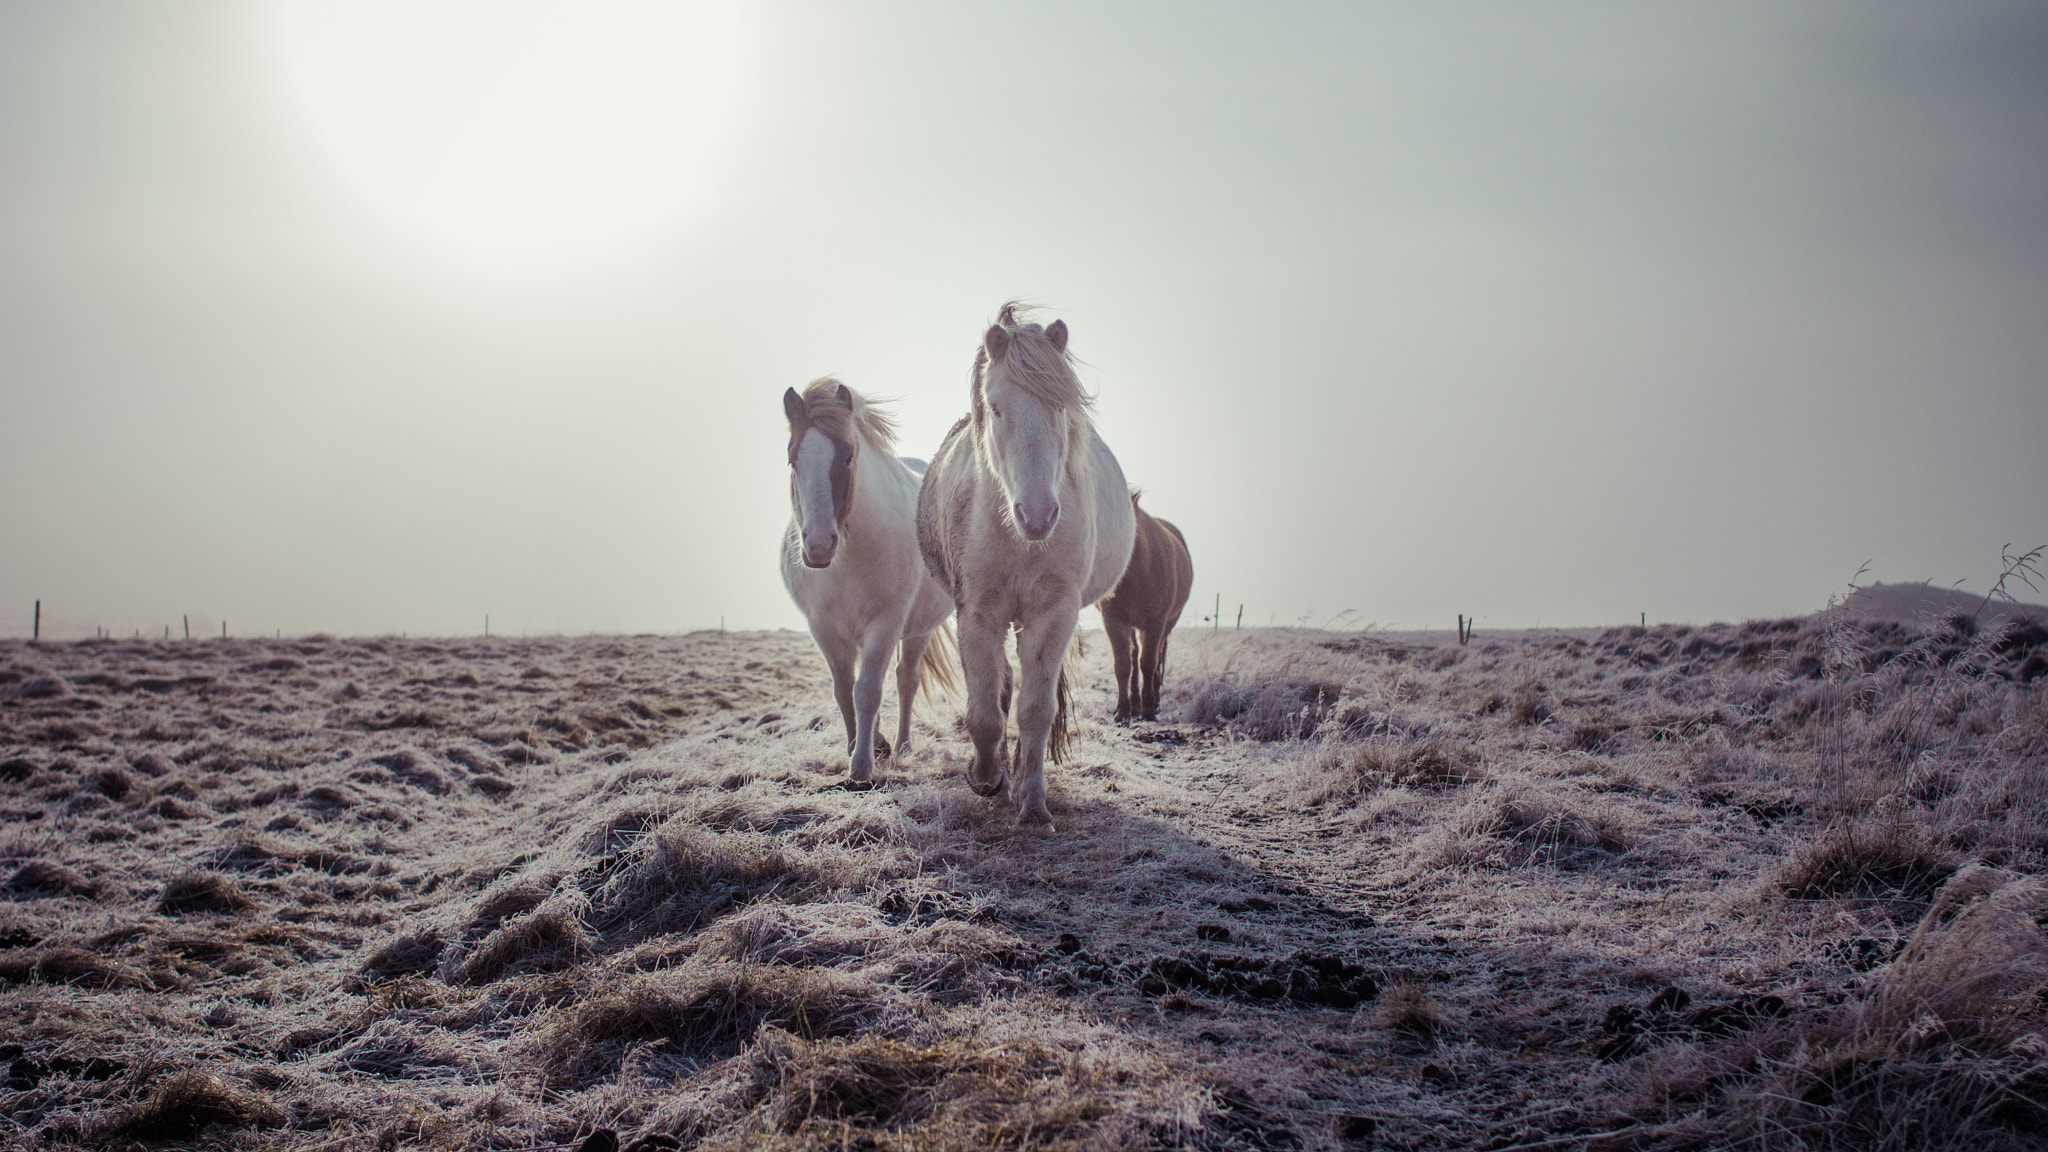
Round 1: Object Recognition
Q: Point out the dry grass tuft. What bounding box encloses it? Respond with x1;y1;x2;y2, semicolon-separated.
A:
1779;819;1956;902
539;959;887;1085
155;869;255;916
1173;638;1347;740
452;898;591;985
589;820;799;940
1181;674;1341;740
6;858;98;898
1738;870;2048;1150
1368;738;1484;791
1372;982;1453;1043
655;1025;1189;1152
0;944;148;989
101;1070;283;1141
1417;786;1630;871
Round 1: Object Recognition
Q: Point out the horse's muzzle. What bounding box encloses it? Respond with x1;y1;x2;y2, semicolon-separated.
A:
1014;501;1060;542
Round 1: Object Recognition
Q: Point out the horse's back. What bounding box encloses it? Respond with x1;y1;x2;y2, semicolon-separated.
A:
1105;501;1192;628
1151;515;1195;618
914;416;974;605
1080;431;1136;608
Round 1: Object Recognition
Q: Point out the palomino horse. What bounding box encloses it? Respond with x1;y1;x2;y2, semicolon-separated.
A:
917;305;1135;829
781;378;957;787
1098;493;1193;722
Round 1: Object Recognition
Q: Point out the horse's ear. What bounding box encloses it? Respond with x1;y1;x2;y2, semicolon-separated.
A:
783;387;805;423
984;325;1011;361
836;382;853;408
1045;319;1068;353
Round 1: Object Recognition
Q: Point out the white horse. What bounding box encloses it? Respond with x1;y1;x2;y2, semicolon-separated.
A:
916;305;1135;829
781;378;957;787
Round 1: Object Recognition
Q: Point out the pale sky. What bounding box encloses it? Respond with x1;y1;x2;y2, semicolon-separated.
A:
3;1;2044;640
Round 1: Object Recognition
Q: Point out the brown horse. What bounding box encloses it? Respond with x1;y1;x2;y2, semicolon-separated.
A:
1097;493;1193;722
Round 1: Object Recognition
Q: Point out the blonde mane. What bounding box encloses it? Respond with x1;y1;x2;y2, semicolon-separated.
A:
970;302;1092;417
970;304;1095;493
799;376;898;455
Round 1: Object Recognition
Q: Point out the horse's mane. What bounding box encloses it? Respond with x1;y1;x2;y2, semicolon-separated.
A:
971;302;1092;416
800;376;897;454
970;303;1097;499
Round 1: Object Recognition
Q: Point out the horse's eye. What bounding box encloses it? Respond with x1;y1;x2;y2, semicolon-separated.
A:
989;403;1002;419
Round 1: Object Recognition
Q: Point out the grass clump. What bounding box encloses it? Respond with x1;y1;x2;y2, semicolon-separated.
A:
155;870;255;916
1779;820;1956;902
452;898;591;985
655;1024;1191;1152
538;959;887;1086
1416;786;1630;870
101;1070;283;1142
1737;869;2048;1150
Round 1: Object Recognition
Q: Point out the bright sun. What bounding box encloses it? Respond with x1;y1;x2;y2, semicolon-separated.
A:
268;0;749;271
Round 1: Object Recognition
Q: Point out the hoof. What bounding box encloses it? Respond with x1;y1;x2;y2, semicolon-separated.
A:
875;735;893;761
1016;810;1056;832
839;778;877;793
966;771;1007;798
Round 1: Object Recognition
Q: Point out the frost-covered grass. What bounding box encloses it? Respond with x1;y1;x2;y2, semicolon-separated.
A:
2;576;2046;1151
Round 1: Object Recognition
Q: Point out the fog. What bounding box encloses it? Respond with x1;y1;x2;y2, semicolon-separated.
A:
3;1;2043;639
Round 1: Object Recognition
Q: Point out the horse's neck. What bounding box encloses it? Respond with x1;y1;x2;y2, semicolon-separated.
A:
842;438;917;546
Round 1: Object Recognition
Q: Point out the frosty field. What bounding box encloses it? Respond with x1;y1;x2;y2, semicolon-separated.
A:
4;584;2047;1151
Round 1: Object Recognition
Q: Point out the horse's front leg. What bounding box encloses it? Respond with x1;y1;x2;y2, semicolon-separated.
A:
847;627;897;785
958;612;1008;797
1012;604;1078;830
819;640;859;767
894;629;934;759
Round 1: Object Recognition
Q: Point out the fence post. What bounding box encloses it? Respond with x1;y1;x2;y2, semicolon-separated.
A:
32;600;39;641
183;615;189;639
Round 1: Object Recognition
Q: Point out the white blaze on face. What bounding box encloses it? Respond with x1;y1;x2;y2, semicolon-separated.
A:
792;428;840;567
985;374;1065;542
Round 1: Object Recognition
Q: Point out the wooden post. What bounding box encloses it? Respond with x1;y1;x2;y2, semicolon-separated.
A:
222;621;227;638
1213;593;1220;631
183;615;189;639
1236;604;1243;630
32;600;38;641
1641;612;1646;627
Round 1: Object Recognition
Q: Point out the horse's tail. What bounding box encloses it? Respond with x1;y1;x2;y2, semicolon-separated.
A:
912;622;960;717
1047;630;1085;763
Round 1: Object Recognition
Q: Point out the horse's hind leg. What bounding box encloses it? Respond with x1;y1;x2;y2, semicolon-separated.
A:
1104;613;1137;723
824;645;859;759
959;613;1009;797
894;630;932;759
1140;622;1170;721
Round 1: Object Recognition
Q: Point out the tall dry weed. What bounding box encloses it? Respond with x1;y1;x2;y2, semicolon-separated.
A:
1738;868;2048;1150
